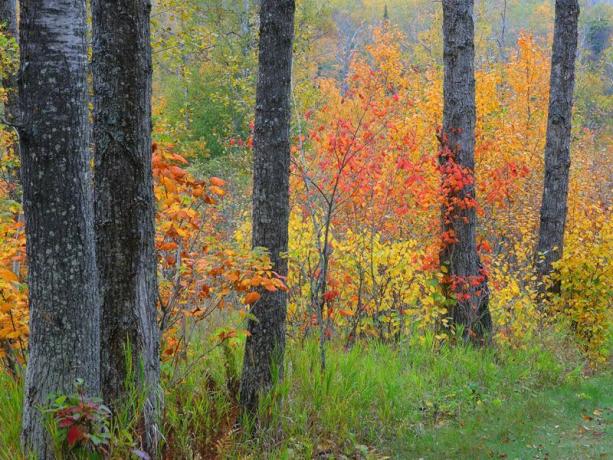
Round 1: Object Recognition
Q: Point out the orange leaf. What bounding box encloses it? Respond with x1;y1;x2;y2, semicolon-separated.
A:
171;153;189;164
161;176;177;193
210;176;226;187
209;185;225;196
0;268;18;283
158;241;178;251
170;165;187;179
243;292;261;305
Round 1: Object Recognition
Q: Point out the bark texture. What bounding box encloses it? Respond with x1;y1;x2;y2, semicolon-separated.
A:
536;0;579;286
92;0;161;454
240;0;295;414
19;1;100;457
440;0;492;341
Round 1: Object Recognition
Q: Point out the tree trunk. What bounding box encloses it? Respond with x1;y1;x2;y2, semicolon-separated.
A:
440;0;492;342
92;0;161;454
19;1;100;457
240;0;295;415
536;0;579;289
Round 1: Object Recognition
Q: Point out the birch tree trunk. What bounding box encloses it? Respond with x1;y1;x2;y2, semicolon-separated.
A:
19;0;100;456
536;0;580;289
440;0;492;342
92;0;161;454
240;0;295;415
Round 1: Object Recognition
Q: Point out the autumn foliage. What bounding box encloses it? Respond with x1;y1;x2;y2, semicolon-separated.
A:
0;26;611;373
278;27;610;362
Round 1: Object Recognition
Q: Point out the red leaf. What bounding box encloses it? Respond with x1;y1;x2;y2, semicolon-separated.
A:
58;417;74;428
67;425;83;446
323;290;339;302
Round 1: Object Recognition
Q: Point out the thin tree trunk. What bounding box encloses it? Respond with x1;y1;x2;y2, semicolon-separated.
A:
498;0;507;61
92;0;161;454
240;0;295;415
440;0;492;342
19;1;100;457
536;0;579;290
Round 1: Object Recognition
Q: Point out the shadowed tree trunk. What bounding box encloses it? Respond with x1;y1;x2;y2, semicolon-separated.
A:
19;0;100;457
240;0;295;415
440;0;492;342
536;0;579;290
92;0;161;454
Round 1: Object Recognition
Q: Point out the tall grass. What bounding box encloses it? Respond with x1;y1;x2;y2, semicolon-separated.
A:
231;336;582;458
1;333;610;459
0;368;23;459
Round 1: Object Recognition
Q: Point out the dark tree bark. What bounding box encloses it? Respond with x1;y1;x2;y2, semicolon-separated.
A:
240;0;295;414
92;0;160;454
19;0;100;457
440;0;492;342
536;0;579;288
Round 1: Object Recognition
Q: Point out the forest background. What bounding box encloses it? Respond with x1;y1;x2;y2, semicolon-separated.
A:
0;0;612;458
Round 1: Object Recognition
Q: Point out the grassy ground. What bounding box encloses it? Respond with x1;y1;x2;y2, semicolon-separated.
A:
1;336;611;459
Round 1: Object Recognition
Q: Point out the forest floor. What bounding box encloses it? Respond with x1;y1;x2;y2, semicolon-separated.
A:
408;372;613;459
250;340;613;460
1;335;611;459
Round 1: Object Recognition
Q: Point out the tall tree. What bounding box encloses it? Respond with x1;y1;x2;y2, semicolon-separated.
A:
19;0;100;456
536;0;580;288
440;0;492;341
240;0;296;414
92;0;160;453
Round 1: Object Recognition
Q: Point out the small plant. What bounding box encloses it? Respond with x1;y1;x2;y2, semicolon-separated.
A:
44;378;112;457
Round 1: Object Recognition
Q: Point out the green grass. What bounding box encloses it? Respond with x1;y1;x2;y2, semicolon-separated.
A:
1;337;611;459
0;369;23;459
231;339;611;459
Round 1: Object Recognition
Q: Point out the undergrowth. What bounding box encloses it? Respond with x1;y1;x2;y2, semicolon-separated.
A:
1;331;611;459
